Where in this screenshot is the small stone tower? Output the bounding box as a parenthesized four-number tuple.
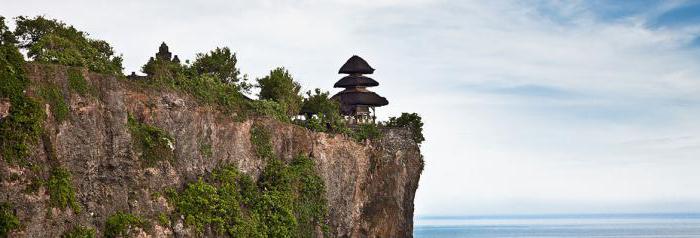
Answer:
(331, 55, 388, 123)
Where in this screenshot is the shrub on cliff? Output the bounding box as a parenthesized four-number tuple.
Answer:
(0, 202, 20, 238)
(127, 115, 175, 166)
(13, 16, 123, 74)
(166, 126, 329, 237)
(0, 16, 45, 163)
(257, 67, 302, 117)
(104, 212, 148, 238)
(61, 225, 96, 238)
(47, 167, 81, 212)
(351, 123, 382, 142)
(297, 88, 349, 134)
(386, 112, 425, 144)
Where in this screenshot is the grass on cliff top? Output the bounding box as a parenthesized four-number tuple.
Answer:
(127, 115, 175, 166)
(165, 124, 328, 237)
(0, 202, 20, 238)
(104, 212, 148, 238)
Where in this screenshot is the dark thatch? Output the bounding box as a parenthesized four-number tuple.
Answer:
(333, 75, 379, 88)
(331, 89, 389, 107)
(339, 55, 375, 74)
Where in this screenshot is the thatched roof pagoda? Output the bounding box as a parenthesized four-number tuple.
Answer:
(331, 55, 388, 122)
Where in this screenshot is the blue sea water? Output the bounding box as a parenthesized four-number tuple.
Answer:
(414, 214, 700, 238)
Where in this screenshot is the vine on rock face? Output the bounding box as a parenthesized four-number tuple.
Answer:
(104, 212, 148, 238)
(0, 202, 20, 238)
(47, 166, 81, 213)
(0, 16, 45, 164)
(127, 115, 175, 166)
(61, 225, 96, 238)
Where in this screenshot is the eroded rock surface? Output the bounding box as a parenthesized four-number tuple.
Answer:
(0, 64, 423, 237)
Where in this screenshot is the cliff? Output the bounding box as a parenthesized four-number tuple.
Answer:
(0, 64, 423, 237)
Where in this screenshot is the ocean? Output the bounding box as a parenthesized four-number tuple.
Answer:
(414, 214, 700, 238)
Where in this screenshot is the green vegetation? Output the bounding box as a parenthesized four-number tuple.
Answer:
(104, 212, 148, 238)
(250, 126, 274, 160)
(67, 68, 90, 96)
(199, 142, 212, 159)
(386, 112, 425, 144)
(166, 125, 328, 237)
(351, 123, 381, 142)
(38, 83, 69, 122)
(190, 47, 251, 91)
(13, 16, 123, 74)
(0, 202, 20, 238)
(248, 99, 289, 122)
(257, 68, 302, 117)
(0, 16, 45, 163)
(61, 225, 96, 238)
(157, 213, 169, 227)
(167, 176, 261, 237)
(297, 89, 349, 134)
(47, 167, 81, 212)
(127, 115, 175, 166)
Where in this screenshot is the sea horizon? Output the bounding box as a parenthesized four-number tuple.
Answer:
(415, 213, 700, 238)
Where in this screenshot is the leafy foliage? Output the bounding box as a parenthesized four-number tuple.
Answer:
(257, 68, 303, 116)
(38, 83, 69, 123)
(0, 98, 44, 162)
(0, 17, 26, 100)
(47, 167, 81, 212)
(61, 225, 96, 238)
(250, 126, 275, 160)
(297, 89, 349, 134)
(0, 17, 45, 163)
(248, 99, 289, 122)
(386, 112, 425, 144)
(199, 142, 213, 159)
(138, 49, 249, 115)
(127, 115, 175, 166)
(14, 16, 123, 74)
(300, 89, 338, 116)
(0, 202, 20, 238)
(287, 155, 329, 236)
(351, 123, 381, 142)
(104, 212, 148, 238)
(67, 68, 90, 97)
(190, 47, 251, 91)
(166, 125, 329, 237)
(141, 56, 182, 81)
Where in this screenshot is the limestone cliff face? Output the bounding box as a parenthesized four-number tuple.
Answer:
(0, 64, 424, 237)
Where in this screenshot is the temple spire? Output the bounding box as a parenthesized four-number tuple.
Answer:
(331, 55, 388, 123)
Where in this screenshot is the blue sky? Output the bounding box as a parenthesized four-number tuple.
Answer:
(2, 0, 700, 216)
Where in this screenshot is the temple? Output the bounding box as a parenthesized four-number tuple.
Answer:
(127, 42, 180, 80)
(331, 55, 389, 123)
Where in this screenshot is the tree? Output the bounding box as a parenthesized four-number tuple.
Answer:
(298, 88, 349, 134)
(13, 16, 123, 74)
(190, 47, 251, 93)
(257, 67, 302, 116)
(386, 113, 425, 144)
(300, 88, 338, 117)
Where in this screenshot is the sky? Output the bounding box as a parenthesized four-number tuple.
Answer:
(2, 0, 700, 216)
